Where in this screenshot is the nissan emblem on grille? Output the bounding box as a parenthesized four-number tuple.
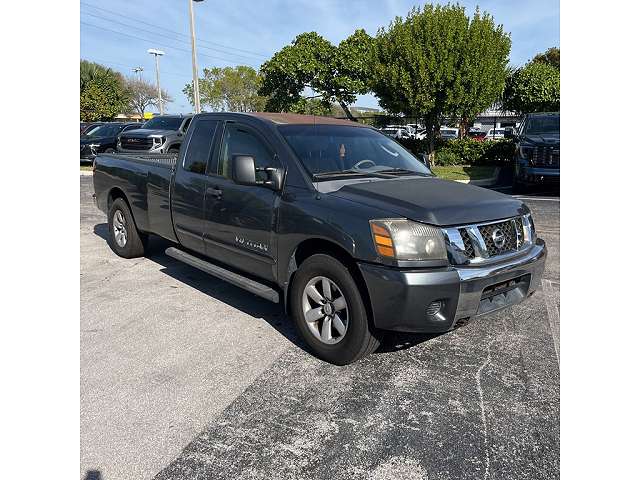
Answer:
(491, 228, 506, 249)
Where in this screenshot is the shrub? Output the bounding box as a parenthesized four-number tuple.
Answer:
(434, 150, 460, 166)
(397, 136, 515, 166)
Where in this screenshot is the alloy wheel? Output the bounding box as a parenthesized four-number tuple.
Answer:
(302, 276, 349, 344)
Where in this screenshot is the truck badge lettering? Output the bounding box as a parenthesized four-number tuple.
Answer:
(235, 235, 268, 253)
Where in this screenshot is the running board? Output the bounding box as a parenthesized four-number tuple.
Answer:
(165, 247, 280, 303)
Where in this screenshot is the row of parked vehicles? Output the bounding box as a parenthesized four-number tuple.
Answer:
(80, 115, 193, 161)
(380, 124, 516, 142)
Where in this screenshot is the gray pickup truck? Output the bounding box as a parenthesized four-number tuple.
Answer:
(118, 115, 193, 154)
(93, 112, 546, 365)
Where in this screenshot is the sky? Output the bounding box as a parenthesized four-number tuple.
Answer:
(80, 0, 560, 114)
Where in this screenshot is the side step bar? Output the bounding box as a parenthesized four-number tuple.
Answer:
(165, 247, 280, 303)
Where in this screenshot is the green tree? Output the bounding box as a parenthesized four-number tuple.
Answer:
(502, 61, 560, 114)
(259, 29, 374, 120)
(184, 66, 267, 112)
(289, 98, 333, 116)
(370, 4, 511, 147)
(80, 60, 129, 121)
(532, 47, 560, 70)
(125, 77, 173, 117)
(449, 8, 511, 135)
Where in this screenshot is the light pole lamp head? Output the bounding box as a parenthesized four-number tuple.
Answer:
(147, 49, 165, 56)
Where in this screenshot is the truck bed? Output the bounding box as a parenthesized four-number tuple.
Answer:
(93, 152, 179, 242)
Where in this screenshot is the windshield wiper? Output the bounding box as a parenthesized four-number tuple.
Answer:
(375, 168, 431, 176)
(312, 169, 391, 180)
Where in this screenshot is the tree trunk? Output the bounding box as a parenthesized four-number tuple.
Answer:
(338, 100, 356, 121)
(460, 117, 469, 138)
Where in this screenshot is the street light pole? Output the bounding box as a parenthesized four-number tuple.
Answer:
(133, 67, 144, 82)
(188, 0, 203, 113)
(147, 49, 165, 115)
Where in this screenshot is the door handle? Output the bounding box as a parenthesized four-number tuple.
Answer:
(206, 186, 223, 199)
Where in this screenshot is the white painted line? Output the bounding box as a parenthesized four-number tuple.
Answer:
(542, 279, 560, 366)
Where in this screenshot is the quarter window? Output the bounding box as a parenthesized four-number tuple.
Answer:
(183, 119, 219, 174)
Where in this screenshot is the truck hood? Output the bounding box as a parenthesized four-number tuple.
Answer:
(80, 135, 112, 145)
(120, 128, 175, 137)
(522, 133, 559, 145)
(330, 176, 528, 226)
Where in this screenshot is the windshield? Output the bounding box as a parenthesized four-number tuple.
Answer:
(85, 124, 125, 137)
(143, 117, 184, 131)
(279, 124, 431, 177)
(525, 115, 560, 135)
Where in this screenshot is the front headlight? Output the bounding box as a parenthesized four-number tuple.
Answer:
(152, 136, 164, 147)
(370, 218, 447, 261)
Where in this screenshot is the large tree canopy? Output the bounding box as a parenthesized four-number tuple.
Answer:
(258, 30, 374, 120)
(370, 4, 511, 142)
(502, 61, 560, 114)
(184, 66, 267, 112)
(80, 60, 129, 121)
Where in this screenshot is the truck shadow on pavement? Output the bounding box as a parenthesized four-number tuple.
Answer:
(93, 223, 442, 356)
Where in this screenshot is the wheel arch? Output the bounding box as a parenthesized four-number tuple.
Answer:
(284, 238, 372, 321)
(106, 187, 143, 232)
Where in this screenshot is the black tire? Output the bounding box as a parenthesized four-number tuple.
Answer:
(168, 146, 180, 153)
(291, 254, 381, 365)
(107, 197, 146, 258)
(104, 147, 116, 153)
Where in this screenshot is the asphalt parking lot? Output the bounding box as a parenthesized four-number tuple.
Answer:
(80, 174, 559, 480)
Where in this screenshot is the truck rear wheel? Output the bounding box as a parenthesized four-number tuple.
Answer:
(291, 254, 380, 365)
(107, 197, 146, 258)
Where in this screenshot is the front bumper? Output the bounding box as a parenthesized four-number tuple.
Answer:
(358, 239, 547, 333)
(515, 163, 560, 185)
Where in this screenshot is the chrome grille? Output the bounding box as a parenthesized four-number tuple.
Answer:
(478, 219, 518, 256)
(442, 215, 535, 265)
(120, 136, 153, 150)
(459, 228, 475, 259)
(531, 146, 560, 168)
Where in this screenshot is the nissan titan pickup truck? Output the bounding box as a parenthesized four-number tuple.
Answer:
(93, 112, 546, 365)
(118, 115, 193, 154)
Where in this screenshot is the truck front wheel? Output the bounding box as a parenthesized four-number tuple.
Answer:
(291, 254, 380, 365)
(107, 197, 146, 258)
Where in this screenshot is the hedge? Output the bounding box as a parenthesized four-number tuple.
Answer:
(398, 138, 516, 166)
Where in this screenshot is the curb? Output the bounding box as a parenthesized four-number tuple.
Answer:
(80, 170, 93, 176)
(454, 167, 500, 186)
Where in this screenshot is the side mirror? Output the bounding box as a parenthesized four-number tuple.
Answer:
(231, 155, 283, 190)
(232, 155, 257, 185)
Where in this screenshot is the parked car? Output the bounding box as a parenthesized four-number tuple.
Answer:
(387, 124, 416, 138)
(380, 127, 412, 140)
(484, 128, 506, 141)
(93, 112, 546, 365)
(81, 123, 143, 161)
(117, 115, 193, 153)
(439, 127, 459, 140)
(513, 112, 560, 193)
(81, 122, 106, 135)
(467, 128, 486, 141)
